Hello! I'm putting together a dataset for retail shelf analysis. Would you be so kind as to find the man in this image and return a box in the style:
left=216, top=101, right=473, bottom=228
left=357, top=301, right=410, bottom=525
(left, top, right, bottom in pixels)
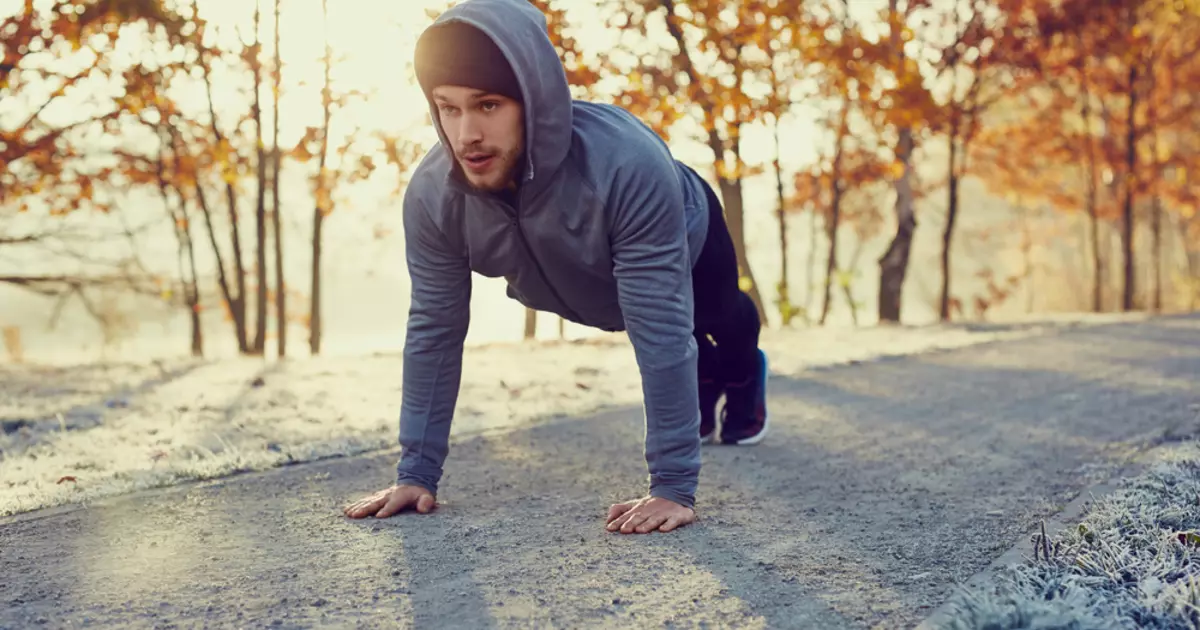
left=342, top=0, right=768, bottom=535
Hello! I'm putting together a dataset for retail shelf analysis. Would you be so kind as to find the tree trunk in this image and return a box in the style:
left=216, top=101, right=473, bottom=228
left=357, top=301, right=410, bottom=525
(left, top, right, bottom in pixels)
left=272, top=0, right=285, bottom=357
left=879, top=128, right=916, bottom=324
left=1081, top=71, right=1102, bottom=312
left=940, top=115, right=960, bottom=322
left=194, top=180, right=243, bottom=347
left=177, top=194, right=203, bottom=357
left=820, top=102, right=849, bottom=326
left=1145, top=52, right=1163, bottom=313
left=184, top=214, right=203, bottom=357
left=157, top=128, right=203, bottom=357
left=199, top=41, right=248, bottom=352
left=773, top=111, right=791, bottom=326
left=311, top=209, right=322, bottom=354
left=524, top=308, right=537, bottom=340
left=878, top=0, right=917, bottom=324
left=251, top=1, right=269, bottom=355
left=1121, top=56, right=1138, bottom=311
left=769, top=64, right=792, bottom=327
left=805, top=173, right=819, bottom=324
left=310, top=0, right=332, bottom=355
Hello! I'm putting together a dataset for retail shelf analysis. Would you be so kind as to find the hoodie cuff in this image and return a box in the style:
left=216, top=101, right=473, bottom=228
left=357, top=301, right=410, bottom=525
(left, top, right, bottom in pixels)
left=395, top=459, right=441, bottom=496
left=649, top=475, right=696, bottom=510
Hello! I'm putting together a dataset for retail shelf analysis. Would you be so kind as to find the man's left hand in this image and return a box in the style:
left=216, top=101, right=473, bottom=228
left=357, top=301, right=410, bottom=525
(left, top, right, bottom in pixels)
left=606, top=496, right=696, bottom=534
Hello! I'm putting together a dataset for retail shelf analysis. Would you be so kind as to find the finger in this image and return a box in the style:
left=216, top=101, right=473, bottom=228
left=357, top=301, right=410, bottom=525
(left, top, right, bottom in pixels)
left=374, top=491, right=412, bottom=519
left=416, top=493, right=436, bottom=514
left=607, top=502, right=635, bottom=524
left=606, top=509, right=636, bottom=532
left=635, top=513, right=669, bottom=534
left=345, top=496, right=385, bottom=519
left=344, top=496, right=375, bottom=513
left=658, top=515, right=681, bottom=533
left=346, top=488, right=391, bottom=513
left=620, top=511, right=652, bottom=534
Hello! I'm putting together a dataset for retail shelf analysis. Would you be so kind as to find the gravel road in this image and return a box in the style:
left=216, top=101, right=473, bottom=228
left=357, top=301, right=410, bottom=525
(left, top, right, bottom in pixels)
left=2, top=314, right=1198, bottom=629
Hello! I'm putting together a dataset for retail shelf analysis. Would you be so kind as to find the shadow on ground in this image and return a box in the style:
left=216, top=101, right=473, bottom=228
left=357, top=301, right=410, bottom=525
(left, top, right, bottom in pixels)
left=1, top=314, right=1197, bottom=629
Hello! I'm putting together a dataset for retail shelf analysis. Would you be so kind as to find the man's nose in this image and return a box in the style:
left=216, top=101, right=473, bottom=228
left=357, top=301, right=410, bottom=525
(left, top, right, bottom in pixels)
left=459, top=113, right=483, bottom=144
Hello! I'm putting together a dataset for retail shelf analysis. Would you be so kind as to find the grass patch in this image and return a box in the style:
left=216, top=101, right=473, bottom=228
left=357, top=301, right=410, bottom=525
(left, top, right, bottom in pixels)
left=936, top=442, right=1200, bottom=629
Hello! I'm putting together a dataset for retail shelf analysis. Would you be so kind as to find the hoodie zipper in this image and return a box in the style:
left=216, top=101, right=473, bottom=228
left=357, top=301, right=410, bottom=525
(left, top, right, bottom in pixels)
left=497, top=197, right=584, bottom=325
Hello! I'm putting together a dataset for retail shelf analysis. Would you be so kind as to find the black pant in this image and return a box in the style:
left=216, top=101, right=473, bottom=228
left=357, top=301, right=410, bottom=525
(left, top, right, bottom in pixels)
left=689, top=170, right=761, bottom=387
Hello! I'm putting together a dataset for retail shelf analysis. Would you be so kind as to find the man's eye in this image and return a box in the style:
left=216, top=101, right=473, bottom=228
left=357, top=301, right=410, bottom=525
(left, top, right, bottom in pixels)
left=439, top=105, right=458, bottom=115
left=481, top=101, right=499, bottom=112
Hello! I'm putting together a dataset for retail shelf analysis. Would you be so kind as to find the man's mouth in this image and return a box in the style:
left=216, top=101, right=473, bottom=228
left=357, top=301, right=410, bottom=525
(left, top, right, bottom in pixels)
left=463, top=153, right=495, bottom=172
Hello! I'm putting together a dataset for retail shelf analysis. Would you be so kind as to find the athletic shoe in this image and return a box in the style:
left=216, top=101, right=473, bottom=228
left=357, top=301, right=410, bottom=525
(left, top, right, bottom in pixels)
left=720, top=349, right=769, bottom=445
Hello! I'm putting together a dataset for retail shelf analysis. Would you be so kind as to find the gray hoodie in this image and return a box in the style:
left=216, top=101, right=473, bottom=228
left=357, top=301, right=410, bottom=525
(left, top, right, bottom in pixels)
left=396, top=0, right=711, bottom=508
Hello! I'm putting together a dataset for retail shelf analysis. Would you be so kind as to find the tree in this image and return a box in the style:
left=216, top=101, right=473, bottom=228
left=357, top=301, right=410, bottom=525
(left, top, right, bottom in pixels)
left=819, top=100, right=850, bottom=327
left=290, top=2, right=384, bottom=354
left=250, top=0, right=270, bottom=354
left=798, top=1, right=864, bottom=327
left=875, top=0, right=936, bottom=323
left=932, top=0, right=1009, bottom=321
left=270, top=0, right=285, bottom=357
left=989, top=0, right=1200, bottom=311
left=601, top=0, right=804, bottom=325
left=310, top=0, right=334, bottom=355
left=155, top=123, right=204, bottom=356
left=185, top=0, right=254, bottom=353
left=778, top=0, right=896, bottom=326
left=117, top=62, right=207, bottom=356
left=0, top=0, right=180, bottom=300
left=768, top=76, right=796, bottom=326
left=764, top=4, right=821, bottom=328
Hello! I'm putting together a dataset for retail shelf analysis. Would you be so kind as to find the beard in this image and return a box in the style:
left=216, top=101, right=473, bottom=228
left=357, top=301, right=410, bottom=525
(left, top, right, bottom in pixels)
left=456, top=144, right=523, bottom=193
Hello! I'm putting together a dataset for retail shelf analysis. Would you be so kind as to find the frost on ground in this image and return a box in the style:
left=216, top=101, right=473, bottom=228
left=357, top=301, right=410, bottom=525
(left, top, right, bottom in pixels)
left=0, top=315, right=1139, bottom=518
left=934, top=440, right=1200, bottom=630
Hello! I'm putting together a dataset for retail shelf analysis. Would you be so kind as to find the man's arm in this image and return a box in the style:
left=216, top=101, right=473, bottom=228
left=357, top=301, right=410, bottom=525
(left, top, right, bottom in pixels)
left=395, top=187, right=472, bottom=496
left=609, top=152, right=701, bottom=510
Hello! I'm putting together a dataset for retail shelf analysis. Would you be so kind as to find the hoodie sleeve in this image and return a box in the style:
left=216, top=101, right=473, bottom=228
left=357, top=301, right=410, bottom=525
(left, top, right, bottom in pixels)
left=609, top=151, right=702, bottom=510
left=395, top=187, right=472, bottom=495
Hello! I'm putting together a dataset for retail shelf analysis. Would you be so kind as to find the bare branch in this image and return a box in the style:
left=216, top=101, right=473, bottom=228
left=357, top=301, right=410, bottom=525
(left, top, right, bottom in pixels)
left=16, top=48, right=106, bottom=134
left=0, top=234, right=44, bottom=245
left=0, top=110, right=119, bottom=166
left=0, top=273, right=162, bottom=297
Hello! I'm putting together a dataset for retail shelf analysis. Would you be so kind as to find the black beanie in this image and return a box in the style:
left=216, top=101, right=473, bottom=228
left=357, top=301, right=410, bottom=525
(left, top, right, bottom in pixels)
left=414, top=22, right=522, bottom=103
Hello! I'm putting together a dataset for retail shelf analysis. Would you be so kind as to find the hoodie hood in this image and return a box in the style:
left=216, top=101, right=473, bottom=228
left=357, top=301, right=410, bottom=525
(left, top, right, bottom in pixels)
left=417, top=0, right=573, bottom=197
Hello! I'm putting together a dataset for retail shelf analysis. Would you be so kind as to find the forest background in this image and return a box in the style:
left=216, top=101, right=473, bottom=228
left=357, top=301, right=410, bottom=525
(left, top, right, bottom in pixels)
left=2, top=0, right=1197, bottom=364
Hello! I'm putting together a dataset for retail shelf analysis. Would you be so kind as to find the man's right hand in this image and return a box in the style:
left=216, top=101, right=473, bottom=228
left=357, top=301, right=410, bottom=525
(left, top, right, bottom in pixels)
left=342, top=484, right=437, bottom=519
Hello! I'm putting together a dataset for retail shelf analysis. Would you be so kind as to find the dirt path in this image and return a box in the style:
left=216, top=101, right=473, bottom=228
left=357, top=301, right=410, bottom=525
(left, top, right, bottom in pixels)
left=1, top=315, right=1197, bottom=629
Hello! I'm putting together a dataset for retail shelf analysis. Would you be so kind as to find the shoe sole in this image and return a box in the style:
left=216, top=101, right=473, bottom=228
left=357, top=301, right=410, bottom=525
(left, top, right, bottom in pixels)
left=726, top=350, right=769, bottom=446
left=729, top=412, right=768, bottom=445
